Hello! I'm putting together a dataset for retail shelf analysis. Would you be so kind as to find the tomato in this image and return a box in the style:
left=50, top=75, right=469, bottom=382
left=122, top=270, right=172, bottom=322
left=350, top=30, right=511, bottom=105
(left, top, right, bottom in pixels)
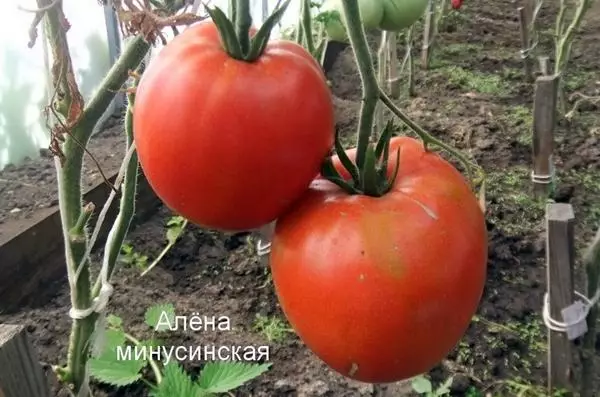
left=269, top=136, right=487, bottom=383
left=321, top=0, right=384, bottom=42
left=451, top=0, right=463, bottom=9
left=133, top=20, right=335, bottom=231
left=379, top=0, right=429, bottom=32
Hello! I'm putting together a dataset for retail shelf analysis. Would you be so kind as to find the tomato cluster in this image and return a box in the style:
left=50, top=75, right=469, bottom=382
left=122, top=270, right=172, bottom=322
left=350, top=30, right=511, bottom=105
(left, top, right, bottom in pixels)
left=133, top=9, right=486, bottom=386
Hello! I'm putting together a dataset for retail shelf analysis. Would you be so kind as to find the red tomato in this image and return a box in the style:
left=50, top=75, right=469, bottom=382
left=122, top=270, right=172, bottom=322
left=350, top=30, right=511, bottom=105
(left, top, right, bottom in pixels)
left=133, top=21, right=335, bottom=231
left=269, top=136, right=487, bottom=383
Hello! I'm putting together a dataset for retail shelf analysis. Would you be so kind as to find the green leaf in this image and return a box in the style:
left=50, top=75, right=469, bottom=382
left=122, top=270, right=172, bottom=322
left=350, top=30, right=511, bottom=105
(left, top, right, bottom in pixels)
left=197, top=361, right=271, bottom=393
left=89, top=347, right=146, bottom=387
left=436, top=376, right=453, bottom=395
left=103, top=328, right=127, bottom=351
left=411, top=375, right=433, bottom=394
left=333, top=127, right=360, bottom=186
left=106, top=314, right=123, bottom=329
left=166, top=218, right=187, bottom=245
left=150, top=362, right=202, bottom=397
left=205, top=5, right=244, bottom=59
left=145, top=303, right=176, bottom=332
left=247, top=0, right=292, bottom=60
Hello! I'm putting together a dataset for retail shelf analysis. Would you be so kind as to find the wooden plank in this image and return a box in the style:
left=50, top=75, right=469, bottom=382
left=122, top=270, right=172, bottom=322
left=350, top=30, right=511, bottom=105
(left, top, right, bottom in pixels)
left=0, top=171, right=161, bottom=314
left=546, top=203, right=575, bottom=393
left=0, top=325, right=50, bottom=397
left=531, top=75, right=558, bottom=197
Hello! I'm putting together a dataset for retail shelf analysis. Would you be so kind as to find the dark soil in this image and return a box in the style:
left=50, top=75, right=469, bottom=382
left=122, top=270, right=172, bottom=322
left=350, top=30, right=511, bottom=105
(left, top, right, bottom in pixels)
left=0, top=117, right=126, bottom=240
left=2, top=0, right=600, bottom=396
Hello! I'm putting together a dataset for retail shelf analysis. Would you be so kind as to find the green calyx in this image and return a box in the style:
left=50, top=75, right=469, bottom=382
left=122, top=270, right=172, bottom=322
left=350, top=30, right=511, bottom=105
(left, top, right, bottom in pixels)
left=321, top=121, right=401, bottom=197
left=206, top=0, right=292, bottom=62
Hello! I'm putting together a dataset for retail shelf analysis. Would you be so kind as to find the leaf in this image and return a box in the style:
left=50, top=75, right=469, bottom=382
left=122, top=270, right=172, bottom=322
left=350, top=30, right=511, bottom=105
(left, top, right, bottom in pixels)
left=103, top=328, right=127, bottom=352
left=197, top=361, right=271, bottom=393
left=88, top=347, right=146, bottom=387
left=106, top=314, right=123, bottom=329
left=436, top=376, right=453, bottom=395
left=150, top=362, right=203, bottom=397
left=411, top=375, right=433, bottom=394
left=145, top=303, right=176, bottom=332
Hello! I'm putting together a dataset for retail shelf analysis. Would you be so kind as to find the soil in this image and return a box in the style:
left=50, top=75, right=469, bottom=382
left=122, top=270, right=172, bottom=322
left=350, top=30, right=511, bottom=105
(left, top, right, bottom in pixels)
left=0, top=116, right=126, bottom=240
left=2, top=0, right=600, bottom=396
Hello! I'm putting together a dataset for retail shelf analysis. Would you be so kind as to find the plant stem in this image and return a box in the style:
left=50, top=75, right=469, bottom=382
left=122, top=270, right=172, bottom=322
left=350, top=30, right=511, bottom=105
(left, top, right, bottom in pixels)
left=140, top=220, right=189, bottom=277
left=340, top=0, right=380, bottom=169
left=379, top=90, right=476, bottom=181
left=41, top=4, right=148, bottom=390
left=92, top=67, right=143, bottom=296
left=235, top=0, right=252, bottom=55
left=123, top=333, right=163, bottom=384
left=301, top=0, right=315, bottom=55
left=554, top=0, right=592, bottom=115
left=580, top=226, right=600, bottom=397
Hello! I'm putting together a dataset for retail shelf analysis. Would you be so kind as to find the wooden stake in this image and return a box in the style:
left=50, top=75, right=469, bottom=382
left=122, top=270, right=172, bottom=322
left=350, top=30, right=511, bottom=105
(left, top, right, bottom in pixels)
left=376, top=31, right=389, bottom=131
left=545, top=203, right=575, bottom=393
left=388, top=33, right=401, bottom=98
left=421, top=0, right=435, bottom=69
left=518, top=6, right=533, bottom=82
left=0, top=325, right=50, bottom=397
left=538, top=56, right=549, bottom=75
left=532, top=75, right=558, bottom=197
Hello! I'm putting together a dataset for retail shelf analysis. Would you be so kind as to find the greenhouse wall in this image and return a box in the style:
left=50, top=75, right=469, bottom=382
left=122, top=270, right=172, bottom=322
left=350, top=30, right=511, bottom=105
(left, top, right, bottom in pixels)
left=0, top=0, right=300, bottom=171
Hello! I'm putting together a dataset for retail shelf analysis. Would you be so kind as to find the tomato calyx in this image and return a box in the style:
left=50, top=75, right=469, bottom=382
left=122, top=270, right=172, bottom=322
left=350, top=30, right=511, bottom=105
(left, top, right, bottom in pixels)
left=321, top=121, right=400, bottom=197
left=205, top=0, right=291, bottom=62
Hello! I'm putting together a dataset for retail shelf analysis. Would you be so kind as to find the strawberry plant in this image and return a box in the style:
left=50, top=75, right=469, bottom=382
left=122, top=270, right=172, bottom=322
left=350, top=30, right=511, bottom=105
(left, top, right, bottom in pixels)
left=89, top=303, right=270, bottom=395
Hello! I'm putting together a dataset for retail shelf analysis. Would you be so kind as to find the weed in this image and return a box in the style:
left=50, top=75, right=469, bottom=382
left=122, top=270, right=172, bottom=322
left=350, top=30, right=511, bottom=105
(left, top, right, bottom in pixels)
left=119, top=243, right=149, bottom=271
left=411, top=375, right=453, bottom=396
left=442, top=66, right=511, bottom=95
left=253, top=314, right=294, bottom=342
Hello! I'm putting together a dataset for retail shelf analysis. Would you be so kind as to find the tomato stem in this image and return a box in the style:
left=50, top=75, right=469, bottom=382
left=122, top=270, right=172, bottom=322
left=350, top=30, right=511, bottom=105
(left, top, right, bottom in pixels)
left=320, top=0, right=398, bottom=197
left=235, top=0, right=251, bottom=55
left=207, top=0, right=292, bottom=62
left=340, top=0, right=379, bottom=171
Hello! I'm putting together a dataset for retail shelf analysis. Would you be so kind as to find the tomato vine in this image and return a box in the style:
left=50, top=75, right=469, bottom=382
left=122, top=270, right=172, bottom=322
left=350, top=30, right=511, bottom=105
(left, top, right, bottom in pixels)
left=320, top=0, right=482, bottom=197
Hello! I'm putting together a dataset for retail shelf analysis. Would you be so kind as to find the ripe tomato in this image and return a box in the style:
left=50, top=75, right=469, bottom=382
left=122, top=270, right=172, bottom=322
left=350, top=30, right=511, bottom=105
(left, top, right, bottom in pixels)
left=133, top=21, right=335, bottom=231
left=379, top=0, right=429, bottom=32
left=269, top=136, right=487, bottom=383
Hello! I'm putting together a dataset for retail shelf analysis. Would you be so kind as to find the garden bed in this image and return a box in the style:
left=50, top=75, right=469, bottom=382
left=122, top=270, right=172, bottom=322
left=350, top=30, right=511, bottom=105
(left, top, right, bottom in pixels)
left=1, top=0, right=600, bottom=395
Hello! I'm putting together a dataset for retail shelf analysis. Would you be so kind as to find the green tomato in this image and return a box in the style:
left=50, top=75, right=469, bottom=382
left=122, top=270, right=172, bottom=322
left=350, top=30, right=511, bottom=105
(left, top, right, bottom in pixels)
left=321, top=0, right=384, bottom=42
left=379, top=0, right=428, bottom=32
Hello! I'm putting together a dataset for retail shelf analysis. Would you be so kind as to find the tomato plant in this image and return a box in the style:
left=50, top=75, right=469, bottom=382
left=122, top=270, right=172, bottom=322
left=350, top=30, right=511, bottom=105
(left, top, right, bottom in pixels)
left=269, top=136, right=487, bottom=383
left=133, top=16, right=335, bottom=231
left=379, top=0, right=429, bottom=31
